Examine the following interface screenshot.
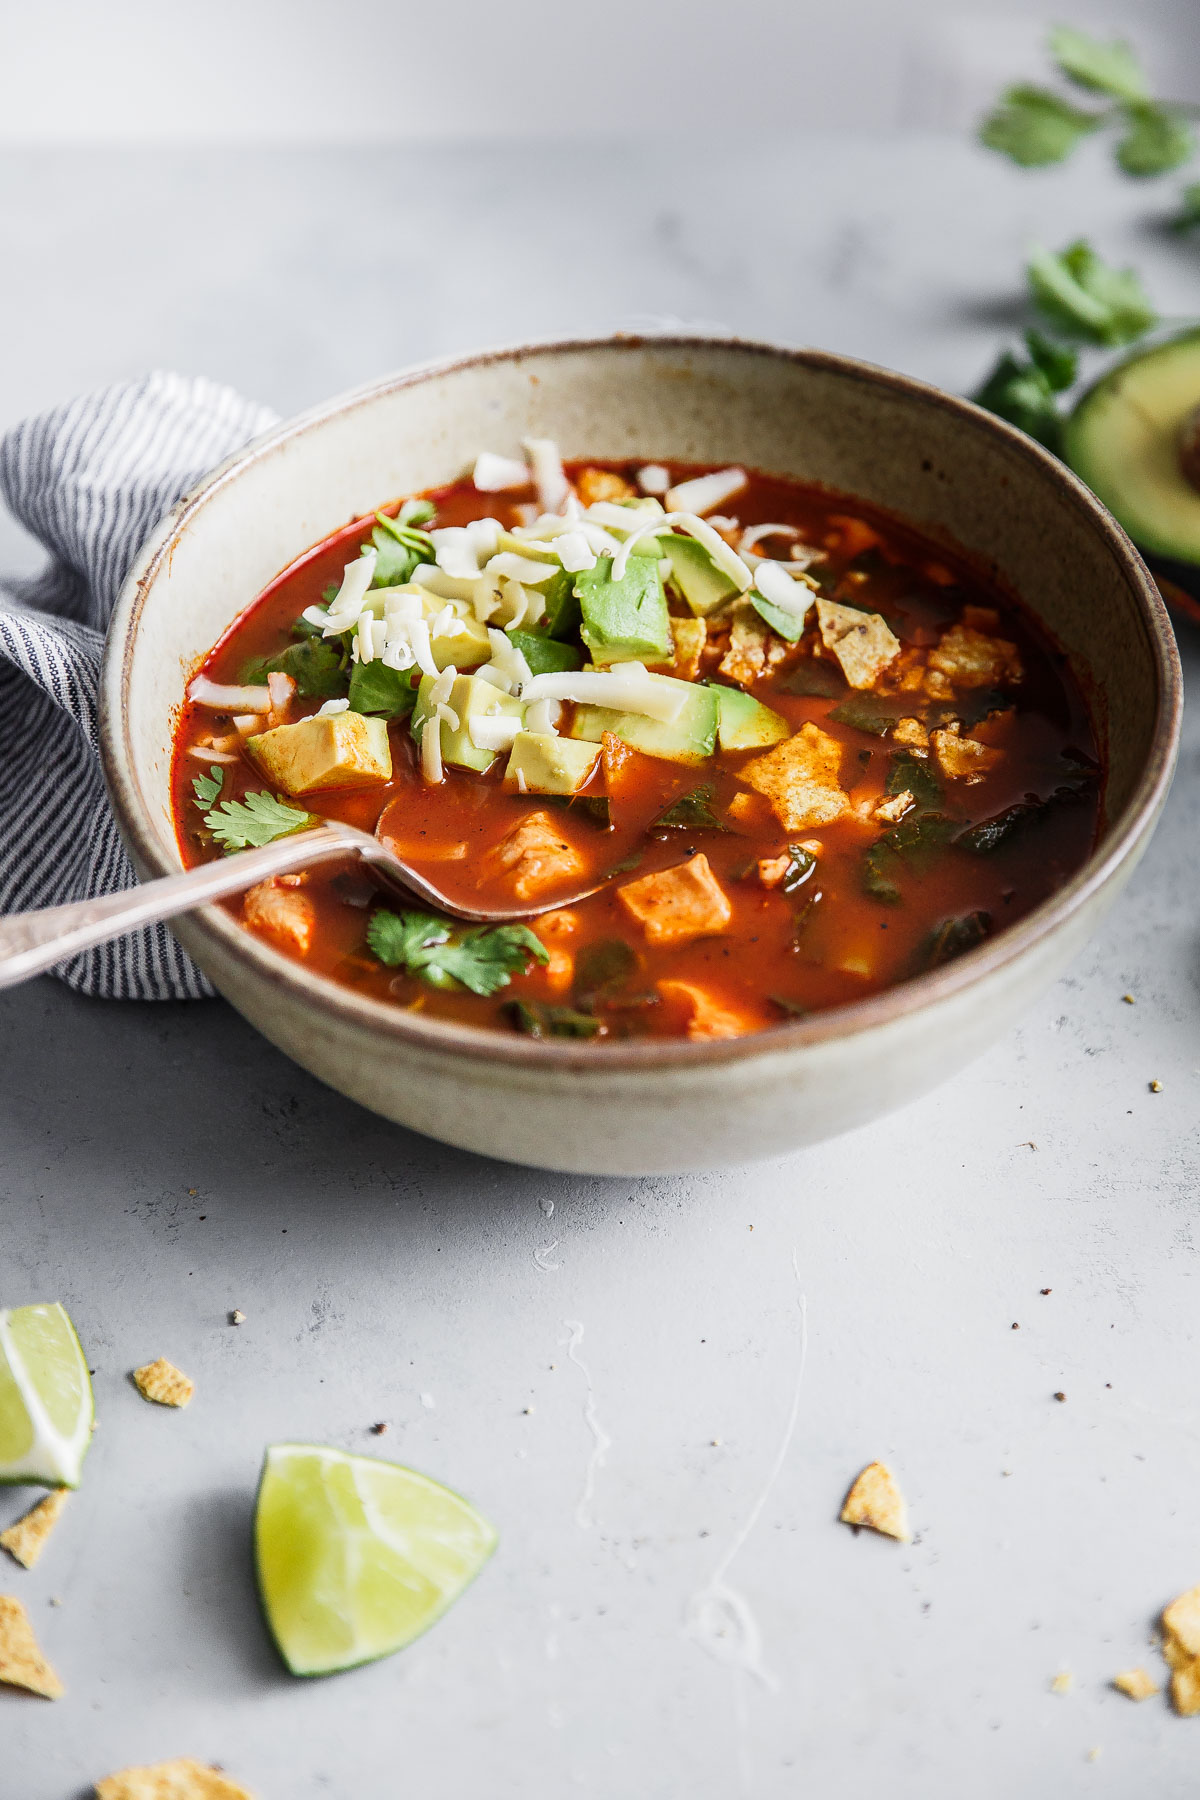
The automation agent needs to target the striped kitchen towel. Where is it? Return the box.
[0,373,278,998]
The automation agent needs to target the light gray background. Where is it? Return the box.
[2,18,1200,1796]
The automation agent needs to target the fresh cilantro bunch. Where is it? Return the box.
[366,908,549,997]
[981,26,1196,179]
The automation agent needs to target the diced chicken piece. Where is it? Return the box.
[242,879,315,956]
[816,599,901,690]
[657,979,760,1040]
[575,467,635,506]
[718,598,770,686]
[738,722,851,833]
[874,789,913,824]
[670,615,707,681]
[617,853,732,948]
[533,908,578,994]
[931,722,1002,784]
[489,811,584,901]
[827,514,881,559]
[892,716,929,750]
[928,622,1022,689]
[757,854,791,889]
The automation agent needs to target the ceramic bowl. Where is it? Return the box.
[100,337,1181,1174]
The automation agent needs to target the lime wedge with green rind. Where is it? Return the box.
[254,1443,498,1677]
[0,1302,94,1488]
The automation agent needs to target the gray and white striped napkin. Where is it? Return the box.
[0,373,278,998]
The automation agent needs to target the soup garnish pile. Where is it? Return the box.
[172,447,1100,1041]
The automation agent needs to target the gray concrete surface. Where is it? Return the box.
[1,138,1199,1799]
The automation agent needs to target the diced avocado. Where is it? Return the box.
[348,660,419,718]
[707,682,789,750]
[411,673,523,774]
[567,672,719,766]
[504,732,601,796]
[508,629,583,675]
[1063,326,1200,586]
[576,555,672,666]
[660,533,741,617]
[371,585,491,669]
[247,711,392,795]
[494,531,562,565]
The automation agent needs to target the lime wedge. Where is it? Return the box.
[0,1303,94,1488]
[254,1444,498,1677]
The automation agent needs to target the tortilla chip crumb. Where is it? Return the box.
[133,1358,195,1408]
[0,1593,63,1698]
[1050,1671,1072,1695]
[1162,1584,1200,1668]
[0,1490,69,1570]
[95,1758,255,1799]
[839,1461,910,1541]
[1113,1667,1159,1701]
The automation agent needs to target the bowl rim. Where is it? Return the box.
[100,332,1183,1073]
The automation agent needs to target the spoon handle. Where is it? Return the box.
[0,824,360,993]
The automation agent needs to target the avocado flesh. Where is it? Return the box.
[1063,329,1200,573]
[505,732,601,795]
[660,533,741,616]
[708,683,789,750]
[247,712,392,795]
[567,673,719,765]
[411,673,523,774]
[576,555,672,666]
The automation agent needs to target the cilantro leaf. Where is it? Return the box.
[651,785,729,832]
[573,938,637,1005]
[1170,182,1200,233]
[374,508,435,561]
[348,658,418,718]
[203,791,318,851]
[1115,101,1195,177]
[366,908,548,996]
[397,498,437,528]
[1048,26,1149,103]
[972,349,1063,451]
[979,85,1102,167]
[1024,329,1078,393]
[192,765,225,810]
[1027,240,1156,346]
[243,637,347,699]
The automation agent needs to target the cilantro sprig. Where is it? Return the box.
[980,27,1196,178]
[192,765,225,810]
[203,790,319,852]
[366,908,549,997]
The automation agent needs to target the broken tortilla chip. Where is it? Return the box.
[839,1461,910,1541]
[95,1758,255,1799]
[0,1593,63,1698]
[1113,1667,1159,1701]
[133,1358,194,1409]
[1161,1584,1200,1714]
[1172,1661,1200,1718]
[1,1489,69,1569]
[1049,1671,1072,1695]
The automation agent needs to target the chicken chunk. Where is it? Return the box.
[928,622,1022,690]
[533,908,578,994]
[488,811,584,901]
[242,879,315,956]
[617,853,732,948]
[816,598,900,689]
[575,467,635,506]
[930,722,1002,783]
[657,979,760,1040]
[738,722,851,833]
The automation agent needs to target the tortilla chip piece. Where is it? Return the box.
[719,599,771,686]
[1172,1662,1200,1717]
[839,1461,910,1541]
[1162,1584,1200,1669]
[669,615,707,682]
[739,723,851,833]
[95,1758,255,1799]
[1,1489,69,1570]
[1112,1667,1159,1701]
[928,622,1022,690]
[0,1593,63,1698]
[930,723,1002,784]
[1049,1671,1072,1695]
[133,1357,194,1409]
[816,599,900,690]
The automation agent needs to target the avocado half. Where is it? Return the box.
[1063,327,1200,606]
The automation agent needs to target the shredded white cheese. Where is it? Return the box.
[420,667,458,785]
[520,664,688,722]
[315,697,351,716]
[553,531,597,574]
[637,464,671,495]
[188,675,272,712]
[477,627,533,695]
[753,559,816,625]
[739,522,800,559]
[612,512,752,590]
[523,437,570,515]
[468,711,522,752]
[665,467,747,516]
[473,451,529,492]
[525,697,562,736]
[319,549,378,633]
[484,551,563,587]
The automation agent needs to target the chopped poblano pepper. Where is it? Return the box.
[917,911,993,970]
[650,785,729,833]
[829,694,911,736]
[573,939,638,1006]
[779,659,846,699]
[779,845,818,893]
[507,1001,601,1039]
[886,750,943,812]
[862,814,958,903]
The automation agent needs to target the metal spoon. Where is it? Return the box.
[0,818,609,994]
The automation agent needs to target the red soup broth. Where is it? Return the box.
[171,462,1100,1042]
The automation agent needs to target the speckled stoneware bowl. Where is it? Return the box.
[100,337,1181,1174]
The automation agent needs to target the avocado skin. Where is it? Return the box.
[1062,329,1200,580]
